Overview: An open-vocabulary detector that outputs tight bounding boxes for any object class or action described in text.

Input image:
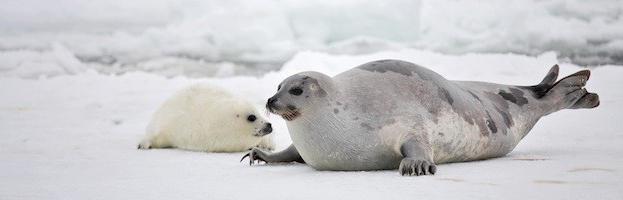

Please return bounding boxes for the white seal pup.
[138,83,274,152]
[241,60,599,176]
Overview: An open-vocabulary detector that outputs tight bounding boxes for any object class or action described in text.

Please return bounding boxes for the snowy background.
[1,0,622,199]
[2,0,623,78]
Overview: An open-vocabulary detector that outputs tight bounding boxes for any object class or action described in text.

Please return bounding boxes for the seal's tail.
[526,65,599,113]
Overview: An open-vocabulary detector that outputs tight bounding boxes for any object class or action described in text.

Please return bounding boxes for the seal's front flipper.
[398,136,436,176]
[241,144,304,165]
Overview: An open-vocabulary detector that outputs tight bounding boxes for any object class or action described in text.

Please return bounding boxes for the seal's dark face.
[267,74,327,121]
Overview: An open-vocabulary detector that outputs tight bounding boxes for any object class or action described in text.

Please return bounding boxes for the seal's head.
[267,72,334,121]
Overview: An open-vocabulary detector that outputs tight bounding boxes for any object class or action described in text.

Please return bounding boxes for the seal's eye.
[277,84,281,91]
[247,115,257,122]
[289,88,303,96]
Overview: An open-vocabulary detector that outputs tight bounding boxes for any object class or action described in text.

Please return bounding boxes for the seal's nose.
[261,123,273,134]
[267,97,277,109]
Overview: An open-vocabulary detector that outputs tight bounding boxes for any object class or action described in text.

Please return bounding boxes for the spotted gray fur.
[485,110,498,134]
[438,87,454,105]
[468,91,481,101]
[494,106,513,128]
[360,123,375,131]
[498,88,528,106]
[248,60,599,176]
[358,59,417,76]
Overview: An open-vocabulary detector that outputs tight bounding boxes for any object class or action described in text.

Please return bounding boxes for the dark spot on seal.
[353,117,359,120]
[438,93,474,126]
[485,92,509,109]
[236,114,239,118]
[452,106,475,125]
[305,95,309,98]
[468,91,481,102]
[485,111,498,134]
[498,89,528,106]
[358,60,416,76]
[318,88,327,97]
[333,108,339,114]
[498,90,517,103]
[438,132,445,136]
[494,106,513,128]
[336,101,342,105]
[438,87,454,105]
[476,118,489,136]
[343,104,349,110]
[510,88,528,105]
[360,123,375,131]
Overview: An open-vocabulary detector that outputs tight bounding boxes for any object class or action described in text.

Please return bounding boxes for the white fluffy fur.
[138,83,274,152]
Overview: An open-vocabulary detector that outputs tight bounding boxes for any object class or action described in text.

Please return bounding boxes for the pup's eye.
[289,88,303,96]
[277,84,281,91]
[247,115,257,122]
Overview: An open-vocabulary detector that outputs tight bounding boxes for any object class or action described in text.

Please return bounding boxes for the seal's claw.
[240,153,250,163]
[249,151,254,165]
[241,148,267,166]
[399,158,436,176]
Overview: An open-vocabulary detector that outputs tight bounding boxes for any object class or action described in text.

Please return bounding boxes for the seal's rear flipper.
[530,66,600,112]
[527,65,559,98]
[569,92,600,109]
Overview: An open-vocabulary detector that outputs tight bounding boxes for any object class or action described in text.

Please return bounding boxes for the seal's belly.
[290,130,402,171]
[300,146,402,171]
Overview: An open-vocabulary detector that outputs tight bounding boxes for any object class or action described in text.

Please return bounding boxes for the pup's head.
[266,72,333,121]
[231,102,272,137]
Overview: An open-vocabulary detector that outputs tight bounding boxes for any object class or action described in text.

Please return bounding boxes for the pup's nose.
[262,123,273,134]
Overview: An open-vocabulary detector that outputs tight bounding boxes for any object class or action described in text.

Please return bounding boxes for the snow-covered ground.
[2,0,623,78]
[1,50,622,199]
[1,1,622,198]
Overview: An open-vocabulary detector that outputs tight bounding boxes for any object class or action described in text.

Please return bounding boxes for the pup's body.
[139,83,274,152]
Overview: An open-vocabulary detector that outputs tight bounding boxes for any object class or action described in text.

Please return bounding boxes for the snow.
[2,0,623,78]
[1,50,622,199]
[1,0,622,198]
